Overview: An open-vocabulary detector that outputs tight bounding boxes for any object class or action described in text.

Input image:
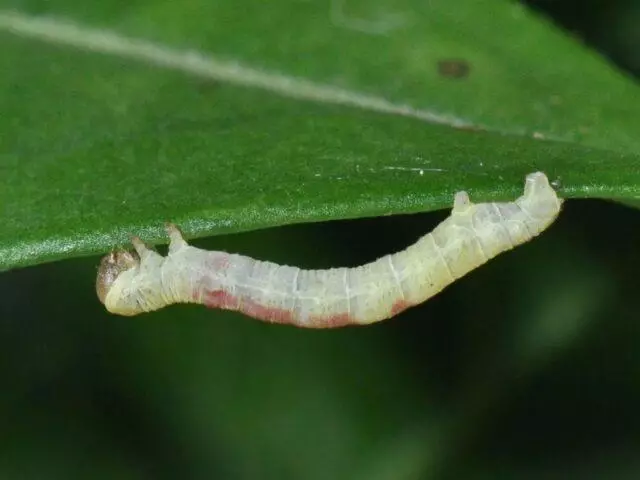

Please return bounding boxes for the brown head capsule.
[96,250,139,305]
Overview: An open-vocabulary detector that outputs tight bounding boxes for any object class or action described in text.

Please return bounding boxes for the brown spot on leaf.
[437,59,471,79]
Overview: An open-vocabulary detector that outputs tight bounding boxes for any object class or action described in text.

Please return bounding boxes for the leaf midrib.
[0,8,604,151]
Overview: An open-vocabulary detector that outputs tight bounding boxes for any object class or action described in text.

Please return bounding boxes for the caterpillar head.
[96,250,140,313]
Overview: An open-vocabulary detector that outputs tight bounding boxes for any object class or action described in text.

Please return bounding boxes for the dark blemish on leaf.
[456,124,484,133]
[191,78,221,94]
[437,59,471,79]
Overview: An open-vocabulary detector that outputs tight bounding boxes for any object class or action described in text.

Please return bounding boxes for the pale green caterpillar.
[97,172,562,327]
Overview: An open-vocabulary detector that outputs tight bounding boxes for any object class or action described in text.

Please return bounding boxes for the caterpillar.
[97,172,562,327]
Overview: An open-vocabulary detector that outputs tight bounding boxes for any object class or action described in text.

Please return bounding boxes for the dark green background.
[2,1,640,479]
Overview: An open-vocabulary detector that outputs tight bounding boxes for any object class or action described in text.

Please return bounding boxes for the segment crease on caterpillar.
[97,172,563,328]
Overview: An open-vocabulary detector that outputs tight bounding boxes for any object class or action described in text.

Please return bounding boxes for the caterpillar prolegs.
[97,172,562,327]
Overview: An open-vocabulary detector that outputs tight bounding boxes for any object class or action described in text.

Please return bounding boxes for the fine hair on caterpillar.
[97,172,563,328]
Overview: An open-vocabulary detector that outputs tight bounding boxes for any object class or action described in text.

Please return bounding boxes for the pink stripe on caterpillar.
[203,289,354,327]
[96,172,562,328]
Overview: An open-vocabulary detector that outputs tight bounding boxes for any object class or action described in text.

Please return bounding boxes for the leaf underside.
[0,1,639,271]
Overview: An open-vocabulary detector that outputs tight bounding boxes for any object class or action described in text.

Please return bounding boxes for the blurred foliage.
[3,201,640,479]
[1,0,640,479]
[526,0,640,76]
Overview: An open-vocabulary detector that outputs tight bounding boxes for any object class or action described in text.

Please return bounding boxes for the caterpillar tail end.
[523,171,563,206]
[519,171,563,233]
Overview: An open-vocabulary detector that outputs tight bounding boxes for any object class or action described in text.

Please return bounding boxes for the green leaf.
[1,2,638,271]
